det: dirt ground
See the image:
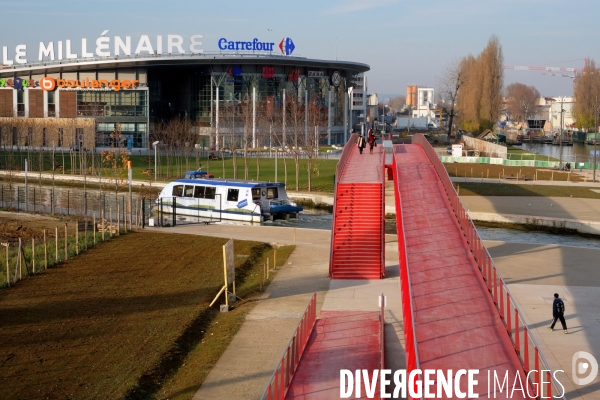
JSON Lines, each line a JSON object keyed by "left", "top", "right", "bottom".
{"left": 0, "top": 211, "right": 73, "bottom": 243}
{"left": 0, "top": 225, "right": 290, "bottom": 399}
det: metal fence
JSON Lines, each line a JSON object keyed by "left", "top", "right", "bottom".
{"left": 0, "top": 184, "right": 151, "bottom": 229}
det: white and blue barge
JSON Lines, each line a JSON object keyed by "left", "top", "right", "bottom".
{"left": 156, "top": 171, "right": 303, "bottom": 223}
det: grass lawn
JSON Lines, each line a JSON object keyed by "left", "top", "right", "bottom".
{"left": 0, "top": 230, "right": 294, "bottom": 400}
{"left": 454, "top": 182, "right": 600, "bottom": 199}
{"left": 1, "top": 150, "right": 338, "bottom": 193}
{"left": 444, "top": 163, "right": 585, "bottom": 182}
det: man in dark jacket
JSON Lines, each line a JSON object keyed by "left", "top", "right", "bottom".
{"left": 548, "top": 293, "right": 568, "bottom": 334}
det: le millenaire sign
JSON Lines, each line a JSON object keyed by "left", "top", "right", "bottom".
{"left": 1, "top": 33, "right": 204, "bottom": 64}
{"left": 0, "top": 77, "right": 139, "bottom": 92}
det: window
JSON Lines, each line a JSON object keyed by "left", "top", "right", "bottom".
{"left": 184, "top": 185, "right": 194, "bottom": 197}
{"left": 227, "top": 189, "right": 239, "bottom": 202}
{"left": 194, "top": 186, "right": 205, "bottom": 198}
{"left": 27, "top": 128, "right": 33, "bottom": 146}
{"left": 17, "top": 90, "right": 25, "bottom": 117}
{"left": 12, "top": 127, "right": 17, "bottom": 146}
{"left": 58, "top": 128, "right": 63, "bottom": 147}
{"left": 42, "top": 128, "right": 47, "bottom": 147}
{"left": 252, "top": 188, "right": 261, "bottom": 200}
{"left": 48, "top": 91, "right": 56, "bottom": 117}
{"left": 205, "top": 187, "right": 216, "bottom": 199}
{"left": 266, "top": 187, "right": 278, "bottom": 199}
{"left": 172, "top": 185, "right": 183, "bottom": 197}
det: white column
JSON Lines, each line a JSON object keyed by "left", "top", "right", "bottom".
{"left": 12, "top": 89, "right": 17, "bottom": 117}
{"left": 343, "top": 88, "right": 348, "bottom": 143}
{"left": 216, "top": 86, "right": 219, "bottom": 151}
{"left": 55, "top": 90, "right": 60, "bottom": 118}
{"left": 327, "top": 88, "right": 332, "bottom": 146}
{"left": 24, "top": 89, "right": 29, "bottom": 117}
{"left": 43, "top": 89, "right": 48, "bottom": 118}
{"left": 252, "top": 86, "right": 256, "bottom": 148}
{"left": 282, "top": 88, "right": 286, "bottom": 148}
{"left": 304, "top": 85, "right": 308, "bottom": 144}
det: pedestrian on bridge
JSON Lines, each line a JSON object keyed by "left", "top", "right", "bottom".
{"left": 368, "top": 131, "right": 376, "bottom": 154}
{"left": 548, "top": 293, "right": 568, "bottom": 334}
{"left": 357, "top": 133, "right": 366, "bottom": 154}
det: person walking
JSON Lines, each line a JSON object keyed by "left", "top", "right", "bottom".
{"left": 368, "top": 130, "right": 376, "bottom": 154}
{"left": 548, "top": 293, "right": 568, "bottom": 334}
{"left": 357, "top": 133, "right": 366, "bottom": 154}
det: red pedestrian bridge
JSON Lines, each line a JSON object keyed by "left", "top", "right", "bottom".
{"left": 262, "top": 134, "right": 565, "bottom": 400}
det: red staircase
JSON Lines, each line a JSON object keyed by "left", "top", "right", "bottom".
{"left": 330, "top": 183, "right": 384, "bottom": 279}
{"left": 329, "top": 136, "right": 385, "bottom": 280}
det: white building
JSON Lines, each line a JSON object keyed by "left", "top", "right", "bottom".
{"left": 349, "top": 73, "right": 367, "bottom": 131}
{"left": 537, "top": 96, "right": 574, "bottom": 132}
{"left": 412, "top": 87, "right": 435, "bottom": 118}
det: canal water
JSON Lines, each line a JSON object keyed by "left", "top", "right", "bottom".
{"left": 520, "top": 142, "right": 600, "bottom": 164}
{"left": 263, "top": 210, "right": 600, "bottom": 250}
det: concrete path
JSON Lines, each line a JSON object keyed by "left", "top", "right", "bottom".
{"left": 488, "top": 241, "right": 600, "bottom": 400}
{"left": 462, "top": 196, "right": 600, "bottom": 223}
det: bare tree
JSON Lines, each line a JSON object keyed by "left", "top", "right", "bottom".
{"left": 438, "top": 59, "right": 466, "bottom": 138}
{"left": 505, "top": 83, "right": 540, "bottom": 123}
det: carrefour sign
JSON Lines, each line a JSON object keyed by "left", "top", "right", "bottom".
{"left": 218, "top": 37, "right": 295, "bottom": 55}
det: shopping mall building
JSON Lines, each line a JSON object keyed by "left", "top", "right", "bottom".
{"left": 0, "top": 33, "right": 369, "bottom": 150}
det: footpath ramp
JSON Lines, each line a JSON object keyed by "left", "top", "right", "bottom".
{"left": 285, "top": 311, "right": 381, "bottom": 399}
{"left": 330, "top": 144, "right": 385, "bottom": 279}
{"left": 394, "top": 144, "right": 527, "bottom": 399}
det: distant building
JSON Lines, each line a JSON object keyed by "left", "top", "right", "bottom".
{"left": 349, "top": 73, "right": 367, "bottom": 130}
{"left": 537, "top": 97, "right": 574, "bottom": 132}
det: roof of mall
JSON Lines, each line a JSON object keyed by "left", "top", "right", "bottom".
{"left": 0, "top": 53, "right": 370, "bottom": 77}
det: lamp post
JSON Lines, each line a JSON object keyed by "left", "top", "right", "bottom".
{"left": 595, "top": 97, "right": 598, "bottom": 183}
{"left": 153, "top": 141, "right": 160, "bottom": 181}
{"left": 559, "top": 98, "right": 565, "bottom": 170}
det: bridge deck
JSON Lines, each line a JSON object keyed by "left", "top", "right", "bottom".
{"left": 395, "top": 144, "right": 526, "bottom": 399}
{"left": 285, "top": 311, "right": 380, "bottom": 399}
{"left": 338, "top": 142, "right": 384, "bottom": 184}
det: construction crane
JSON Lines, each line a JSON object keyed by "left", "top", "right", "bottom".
{"left": 504, "top": 59, "right": 587, "bottom": 79}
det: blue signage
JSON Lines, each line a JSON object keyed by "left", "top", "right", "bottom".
{"left": 278, "top": 37, "right": 295, "bottom": 55}
{"left": 218, "top": 38, "right": 275, "bottom": 52}
{"left": 237, "top": 199, "right": 248, "bottom": 208}
{"left": 591, "top": 151, "right": 600, "bottom": 157}
{"left": 217, "top": 37, "right": 295, "bottom": 55}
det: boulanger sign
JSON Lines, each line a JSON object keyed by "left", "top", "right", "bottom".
{"left": 40, "top": 77, "right": 139, "bottom": 92}
{"left": 0, "top": 76, "right": 138, "bottom": 92}
{"left": 1, "top": 33, "right": 204, "bottom": 64}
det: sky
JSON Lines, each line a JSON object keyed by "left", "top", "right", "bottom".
{"left": 0, "top": 0, "right": 597, "bottom": 99}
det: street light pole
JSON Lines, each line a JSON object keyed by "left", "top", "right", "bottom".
{"left": 595, "top": 97, "right": 598, "bottom": 183}
{"left": 559, "top": 98, "right": 564, "bottom": 169}
{"left": 153, "top": 141, "right": 160, "bottom": 181}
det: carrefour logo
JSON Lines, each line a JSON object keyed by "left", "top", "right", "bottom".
{"left": 218, "top": 37, "right": 295, "bottom": 55}
{"left": 278, "top": 38, "right": 295, "bottom": 55}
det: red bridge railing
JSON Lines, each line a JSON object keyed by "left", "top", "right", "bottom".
{"left": 329, "top": 133, "right": 359, "bottom": 277}
{"left": 261, "top": 293, "right": 317, "bottom": 400}
{"left": 412, "top": 134, "right": 566, "bottom": 399}
{"left": 392, "top": 152, "right": 421, "bottom": 392}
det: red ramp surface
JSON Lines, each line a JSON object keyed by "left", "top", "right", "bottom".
{"left": 285, "top": 311, "right": 380, "bottom": 400}
{"left": 394, "top": 144, "right": 527, "bottom": 399}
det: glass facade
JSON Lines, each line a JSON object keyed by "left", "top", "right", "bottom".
{"left": 77, "top": 90, "right": 148, "bottom": 148}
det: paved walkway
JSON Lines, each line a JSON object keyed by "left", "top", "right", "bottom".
{"left": 488, "top": 241, "right": 600, "bottom": 400}
{"left": 462, "top": 196, "right": 600, "bottom": 223}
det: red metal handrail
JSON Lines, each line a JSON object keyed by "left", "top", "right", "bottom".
{"left": 412, "top": 134, "right": 567, "bottom": 399}
{"left": 329, "top": 134, "right": 359, "bottom": 277}
{"left": 392, "top": 151, "right": 422, "bottom": 398}
{"left": 261, "top": 293, "right": 318, "bottom": 400}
